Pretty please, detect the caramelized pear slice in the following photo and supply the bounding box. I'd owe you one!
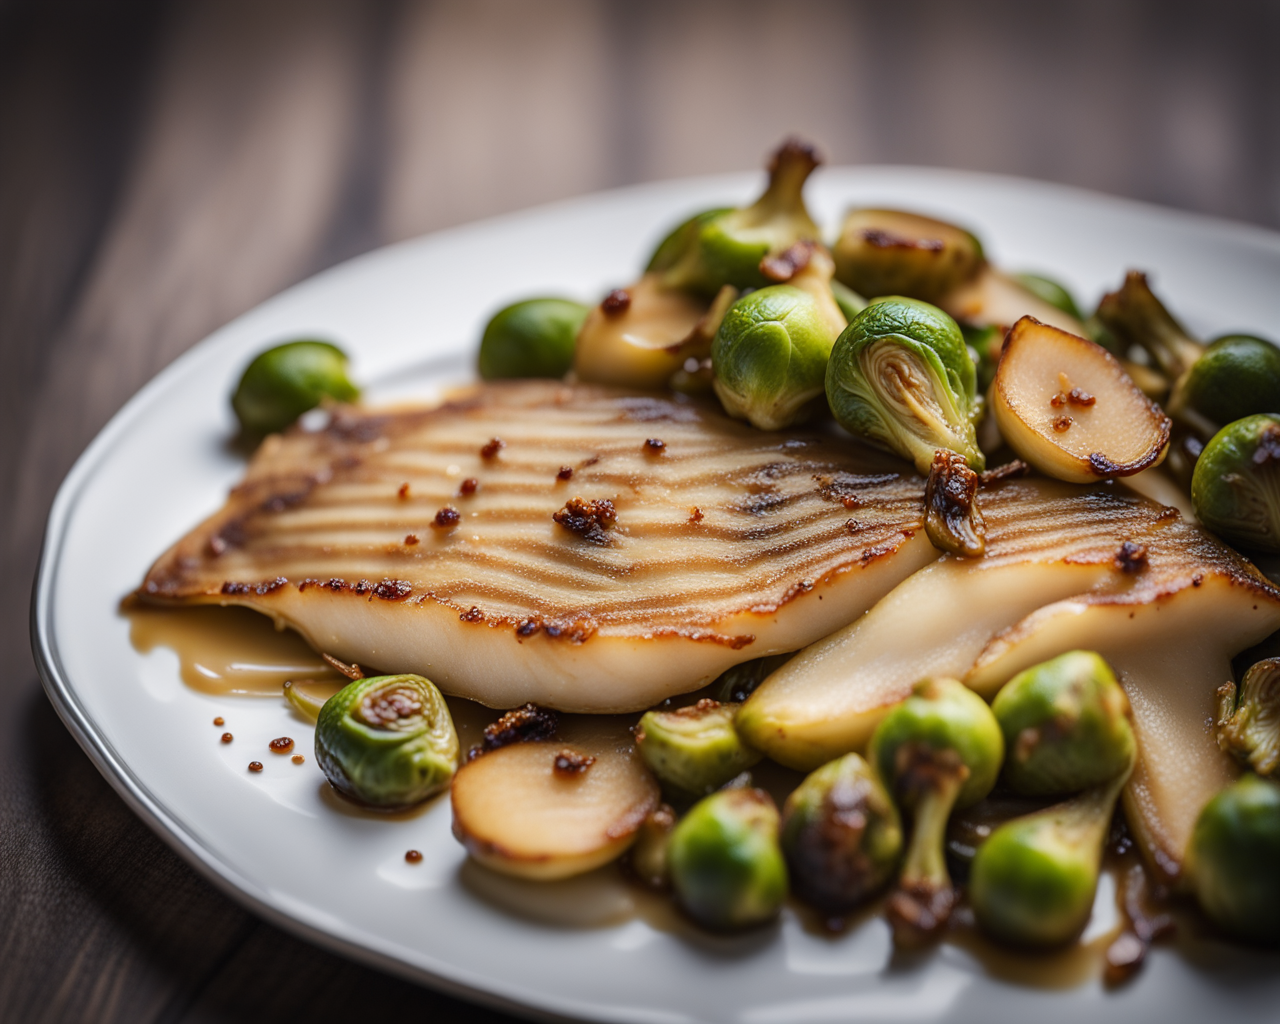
[993,316,1171,483]
[451,717,660,880]
[940,266,1085,336]
[573,273,714,389]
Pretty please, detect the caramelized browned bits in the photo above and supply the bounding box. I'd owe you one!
[1116,540,1148,573]
[556,466,573,481]
[1052,415,1073,432]
[689,506,704,524]
[553,749,596,776]
[248,761,264,772]
[480,437,505,459]
[553,497,616,544]
[477,703,558,755]
[405,849,424,863]
[459,477,478,495]
[398,482,410,499]
[291,754,305,765]
[269,736,295,754]
[601,288,631,315]
[644,438,666,453]
[213,716,225,726]
[404,534,419,545]
[221,732,234,744]
[433,506,461,528]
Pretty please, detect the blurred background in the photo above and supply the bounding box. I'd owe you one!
[2,1,1278,1020]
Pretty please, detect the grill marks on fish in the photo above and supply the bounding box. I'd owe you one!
[140,382,926,638]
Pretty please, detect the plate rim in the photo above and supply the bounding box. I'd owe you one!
[30,164,1280,1023]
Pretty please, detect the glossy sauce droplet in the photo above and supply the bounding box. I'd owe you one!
[459,477,478,495]
[220,732,234,744]
[248,761,264,773]
[291,754,305,765]
[405,849,424,863]
[269,736,295,754]
[213,716,225,726]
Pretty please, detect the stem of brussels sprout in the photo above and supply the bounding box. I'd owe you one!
[924,449,986,557]
[1217,658,1280,776]
[1094,271,1205,381]
[751,139,821,224]
[887,768,965,945]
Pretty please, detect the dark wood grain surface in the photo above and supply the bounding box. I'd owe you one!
[3,1,1278,1020]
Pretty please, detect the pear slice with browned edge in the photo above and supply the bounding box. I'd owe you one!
[940,266,1085,336]
[451,716,660,880]
[993,316,1171,483]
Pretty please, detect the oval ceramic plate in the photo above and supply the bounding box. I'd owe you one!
[33,168,1280,1023]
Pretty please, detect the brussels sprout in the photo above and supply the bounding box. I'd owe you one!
[826,297,983,474]
[969,772,1129,947]
[992,650,1136,796]
[1217,658,1280,776]
[315,674,459,809]
[833,209,985,304]
[780,753,903,914]
[1187,774,1280,945]
[1192,414,1280,553]
[964,323,1004,393]
[1094,271,1205,382]
[1168,334,1280,434]
[477,297,588,380]
[668,787,788,930]
[712,245,846,430]
[869,677,1004,943]
[629,804,677,888]
[636,699,762,800]
[646,208,734,273]
[924,448,986,557]
[661,139,821,296]
[1010,273,1084,322]
[231,339,359,438]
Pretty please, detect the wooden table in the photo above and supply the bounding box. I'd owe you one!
[2,1,1277,1019]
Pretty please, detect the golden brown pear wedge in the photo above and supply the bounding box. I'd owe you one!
[451,717,660,880]
[939,265,1085,336]
[573,273,719,389]
[993,316,1171,483]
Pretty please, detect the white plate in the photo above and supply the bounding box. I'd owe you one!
[33,167,1280,1023]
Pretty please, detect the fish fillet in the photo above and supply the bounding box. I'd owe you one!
[138,382,937,711]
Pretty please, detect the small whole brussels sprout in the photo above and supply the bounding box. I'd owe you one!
[1192,414,1280,553]
[315,673,459,809]
[1169,334,1280,433]
[832,209,985,304]
[668,787,788,930]
[635,698,762,801]
[780,753,903,914]
[1217,658,1280,776]
[645,207,733,274]
[231,339,359,438]
[1187,773,1280,945]
[1010,272,1084,322]
[826,297,983,474]
[869,677,1004,943]
[992,650,1136,796]
[712,245,846,430]
[661,139,822,296]
[477,297,588,380]
[969,775,1128,948]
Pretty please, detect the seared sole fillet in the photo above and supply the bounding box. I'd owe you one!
[139,382,936,711]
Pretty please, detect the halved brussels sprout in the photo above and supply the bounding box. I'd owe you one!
[232,339,359,438]
[832,209,984,304]
[868,677,1004,943]
[478,297,588,380]
[826,296,982,474]
[992,650,1136,796]
[315,674,458,809]
[668,787,788,930]
[1217,658,1280,776]
[635,699,762,800]
[660,139,822,296]
[969,771,1130,948]
[992,316,1171,483]
[1094,270,1205,382]
[1169,334,1280,434]
[712,244,846,430]
[1187,774,1280,945]
[780,753,902,914]
[1192,414,1280,553]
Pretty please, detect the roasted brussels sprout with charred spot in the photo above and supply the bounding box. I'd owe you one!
[315,674,458,809]
[1010,273,1083,323]
[1217,658,1280,776]
[636,698,762,800]
[780,753,902,914]
[1187,774,1280,945]
[668,787,788,930]
[970,772,1130,948]
[1169,334,1280,434]
[1094,271,1205,382]
[868,677,1004,944]
[833,209,984,304]
[629,804,677,889]
[478,298,588,380]
[992,650,1136,796]
[232,339,359,438]
[1192,414,1280,553]
[646,208,733,273]
[661,140,822,296]
[712,245,846,430]
[992,316,1171,483]
[826,297,982,474]
[923,449,986,557]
